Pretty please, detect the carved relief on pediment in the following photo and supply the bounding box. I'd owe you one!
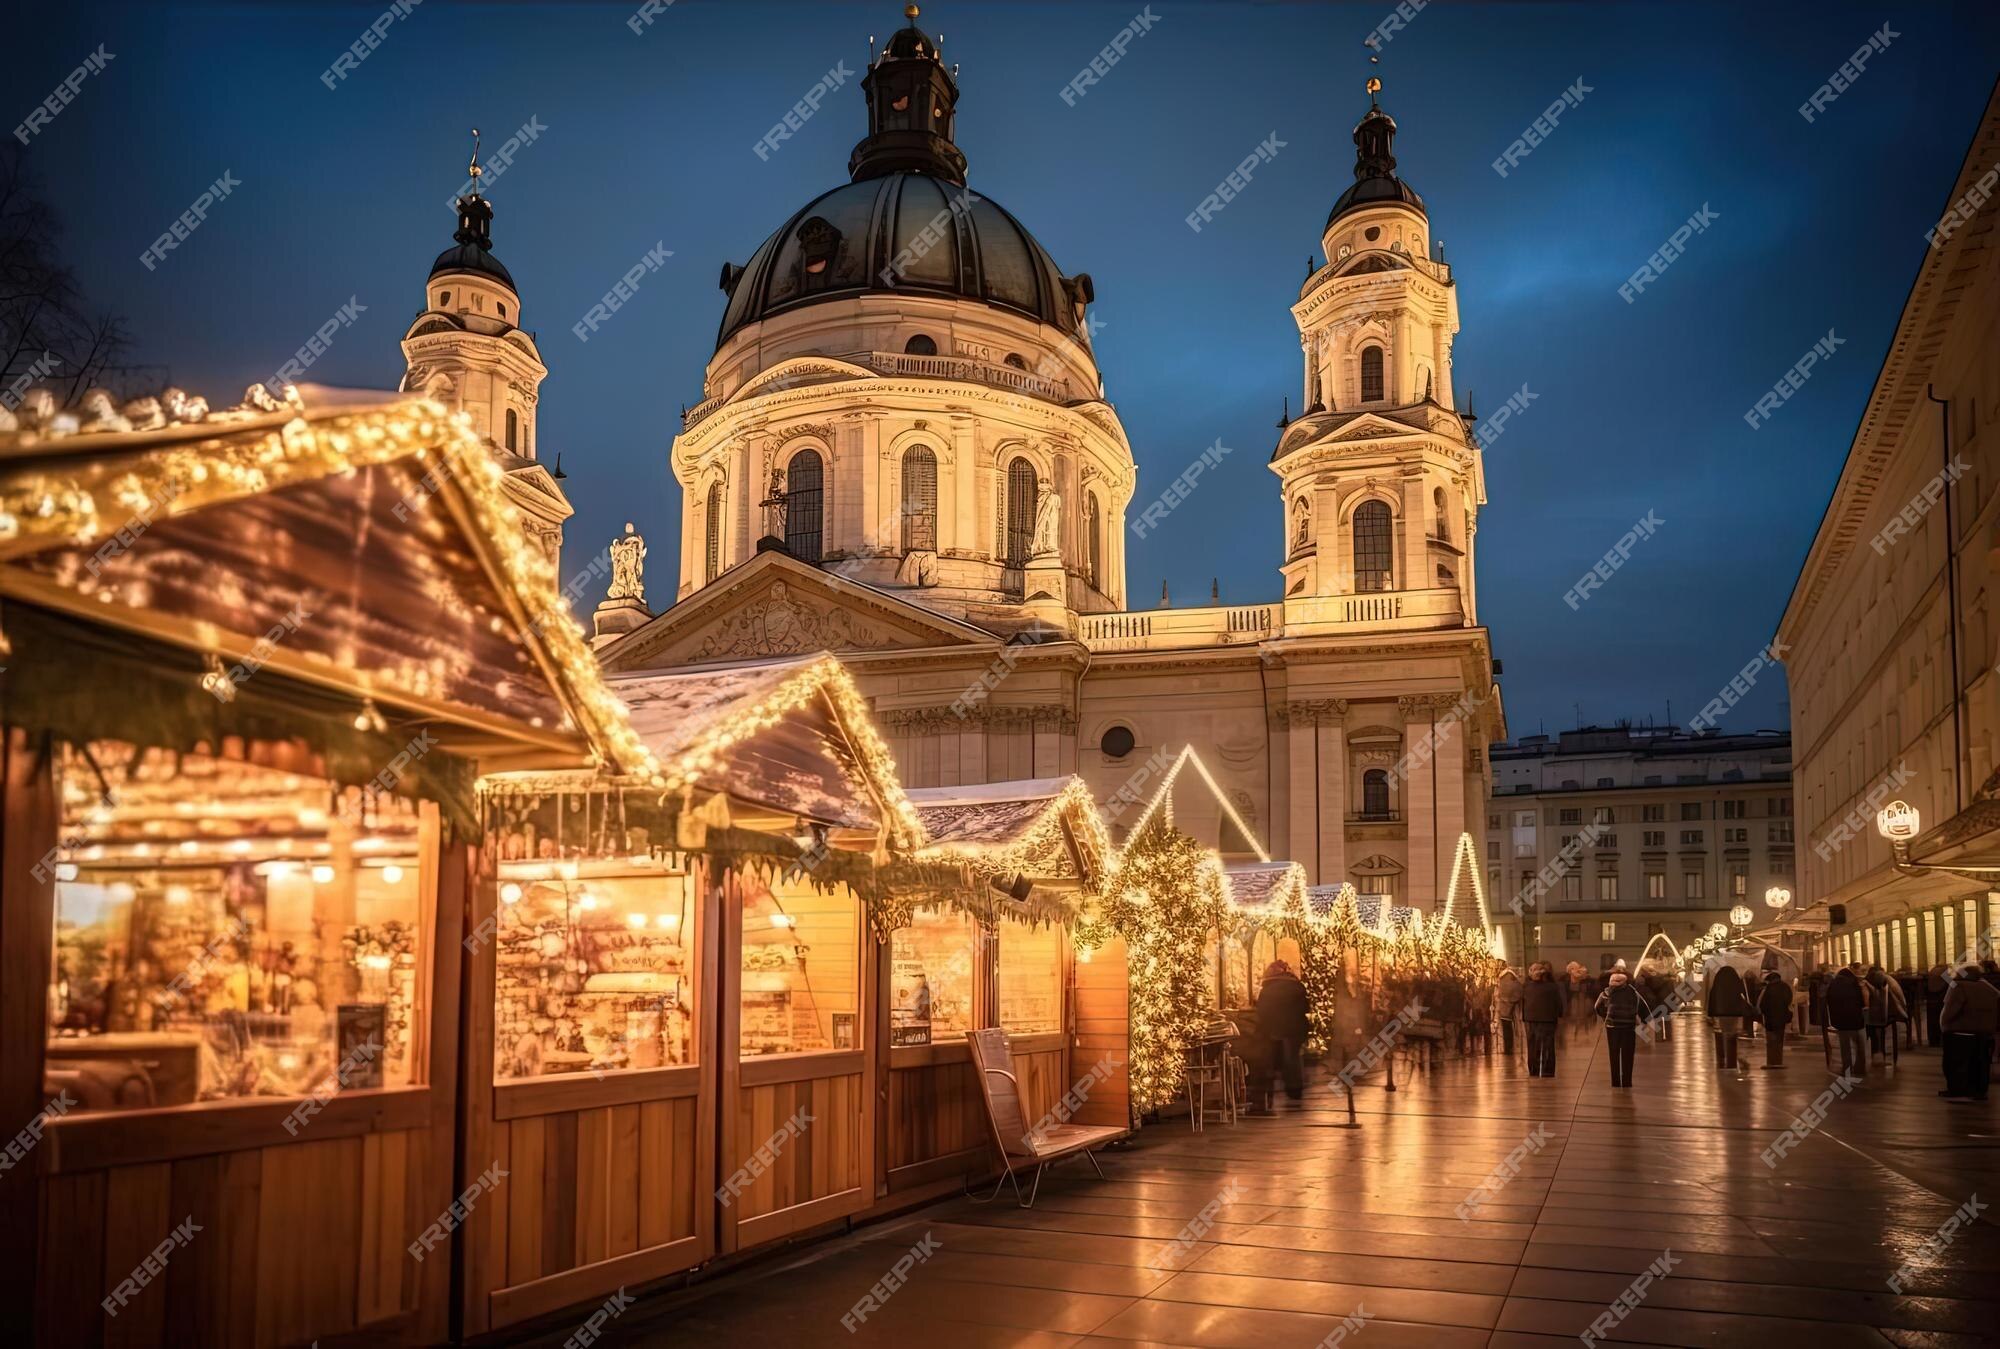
[690,581,904,661]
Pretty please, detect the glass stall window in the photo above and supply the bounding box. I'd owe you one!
[998,918,1063,1035]
[739,876,861,1056]
[47,745,425,1113]
[493,866,695,1079]
[890,908,977,1045]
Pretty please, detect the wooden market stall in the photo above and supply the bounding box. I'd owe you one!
[464,654,930,1336]
[0,388,649,1347]
[892,777,1120,1196]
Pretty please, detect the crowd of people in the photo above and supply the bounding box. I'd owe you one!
[1235,949,2000,1106]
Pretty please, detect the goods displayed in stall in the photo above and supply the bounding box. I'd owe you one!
[45,745,424,1112]
[890,908,978,1045]
[738,873,861,1057]
[996,917,1064,1035]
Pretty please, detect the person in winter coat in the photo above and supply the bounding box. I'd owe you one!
[1926,963,1952,1045]
[1823,965,1870,1074]
[1940,964,1999,1103]
[1494,963,1525,1054]
[1640,970,1678,1041]
[1521,962,1565,1077]
[1865,966,1896,1055]
[1252,960,1311,1109]
[1593,970,1651,1088]
[1757,970,1794,1069]
[1704,963,1754,1070]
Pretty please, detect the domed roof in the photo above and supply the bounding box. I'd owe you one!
[717,172,1087,346]
[1326,103,1425,231]
[430,240,516,290]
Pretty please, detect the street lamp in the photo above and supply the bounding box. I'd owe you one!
[1729,904,1754,928]
[1875,800,1920,843]
[1708,922,1728,940]
[1764,885,1792,910]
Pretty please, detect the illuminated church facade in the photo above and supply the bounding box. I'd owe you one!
[445,10,1505,915]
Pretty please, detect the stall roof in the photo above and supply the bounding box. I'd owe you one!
[0,385,652,783]
[1307,886,1418,931]
[907,775,1112,885]
[1223,860,1307,912]
[489,654,923,848]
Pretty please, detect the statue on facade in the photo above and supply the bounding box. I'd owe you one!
[1294,500,1312,549]
[1031,478,1061,558]
[608,522,647,603]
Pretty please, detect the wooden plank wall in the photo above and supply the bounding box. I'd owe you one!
[34,1127,428,1348]
[886,1059,983,1173]
[493,1097,701,1293]
[1072,938,1131,1129]
[728,1075,865,1222]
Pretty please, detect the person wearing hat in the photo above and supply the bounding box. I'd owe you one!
[1939,963,1999,1103]
[1757,969,1794,1069]
[1592,969,1651,1089]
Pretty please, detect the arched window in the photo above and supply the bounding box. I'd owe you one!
[504,408,518,452]
[785,448,824,562]
[1004,353,1028,370]
[1354,499,1393,592]
[497,302,507,320]
[904,334,937,357]
[437,290,451,308]
[1362,769,1391,818]
[1004,457,1037,565]
[1360,345,1385,402]
[1084,493,1102,587]
[1433,486,1448,541]
[704,482,724,583]
[900,446,937,553]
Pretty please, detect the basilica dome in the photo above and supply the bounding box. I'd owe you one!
[716,173,1089,346]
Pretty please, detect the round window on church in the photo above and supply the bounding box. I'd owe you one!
[1364,226,1381,243]
[1100,726,1136,760]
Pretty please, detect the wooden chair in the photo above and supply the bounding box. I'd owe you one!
[966,1028,1126,1207]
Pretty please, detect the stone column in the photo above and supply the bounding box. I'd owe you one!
[1401,696,1438,911]
[1287,705,1319,884]
[1434,709,1467,910]
[1317,710,1348,887]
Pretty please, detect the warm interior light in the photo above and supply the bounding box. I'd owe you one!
[311,864,336,884]
[165,885,193,905]
[55,862,79,882]
[227,839,252,855]
[656,913,680,928]
[626,912,648,929]
[381,864,404,884]
[769,912,796,929]
[558,859,580,881]
[500,882,523,905]
[578,891,598,911]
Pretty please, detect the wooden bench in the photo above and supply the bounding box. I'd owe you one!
[967,1028,1126,1208]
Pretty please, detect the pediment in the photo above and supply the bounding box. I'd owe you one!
[600,549,996,673]
[1353,853,1405,875]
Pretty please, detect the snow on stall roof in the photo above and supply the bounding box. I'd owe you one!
[605,655,825,766]
[1307,886,1416,929]
[1222,861,1299,909]
[907,777,1074,847]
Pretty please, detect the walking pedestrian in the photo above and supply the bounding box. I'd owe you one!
[1758,969,1794,1069]
[1705,962,1753,1070]
[1254,959,1310,1106]
[1825,964,1869,1075]
[1640,968,1676,1041]
[1522,961,1564,1078]
[1925,961,1951,1046]
[1494,961,1524,1054]
[1939,963,1998,1103]
[1593,969,1649,1088]
[1865,965,1896,1056]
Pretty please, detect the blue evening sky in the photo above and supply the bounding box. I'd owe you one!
[13,1,2000,740]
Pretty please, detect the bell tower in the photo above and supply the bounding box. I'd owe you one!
[400,131,572,561]
[1272,79,1479,633]
[849,4,967,184]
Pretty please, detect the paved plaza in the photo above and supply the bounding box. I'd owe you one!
[566,1022,2000,1348]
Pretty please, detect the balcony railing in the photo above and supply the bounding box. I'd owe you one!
[682,349,1079,431]
[1348,810,1402,824]
[1078,604,1274,651]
